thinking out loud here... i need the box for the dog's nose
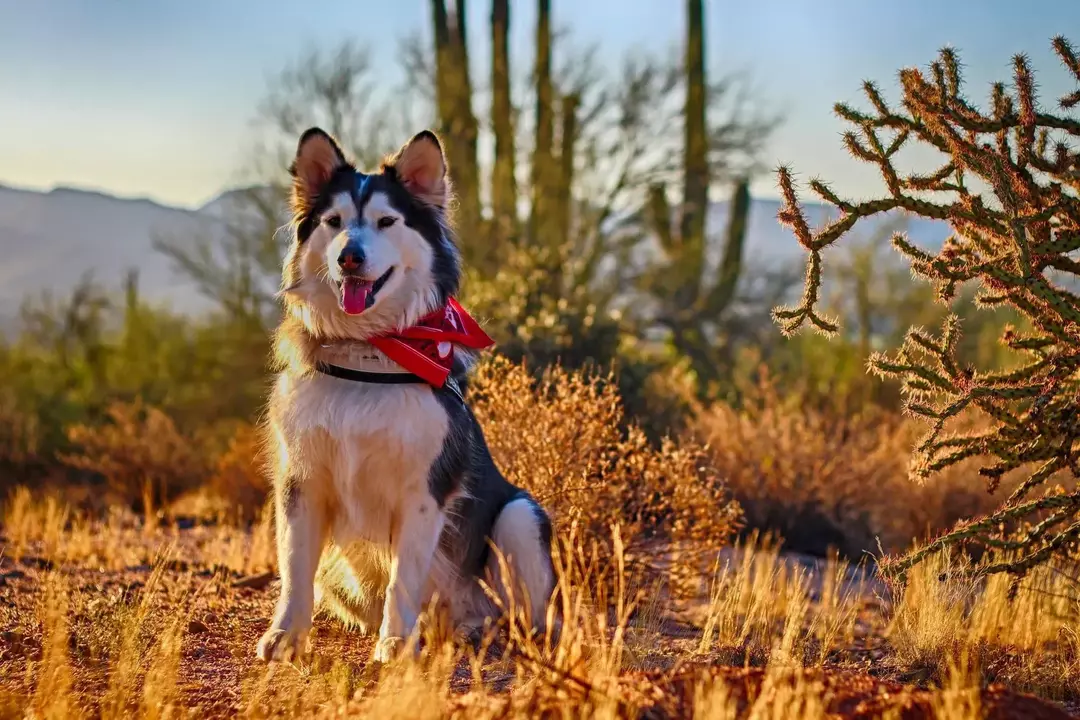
[338,247,365,271]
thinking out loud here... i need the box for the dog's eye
[377,216,397,230]
[324,215,342,229]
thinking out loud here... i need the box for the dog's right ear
[289,128,347,216]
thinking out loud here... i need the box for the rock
[232,572,275,590]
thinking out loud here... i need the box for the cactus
[643,0,750,389]
[646,177,751,388]
[774,38,1080,581]
[527,0,556,248]
[556,93,580,250]
[681,0,708,272]
[489,0,518,245]
[430,1,481,260]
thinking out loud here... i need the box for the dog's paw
[256,625,311,663]
[372,635,407,664]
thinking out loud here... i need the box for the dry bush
[204,421,269,522]
[470,355,742,561]
[63,400,207,523]
[692,377,1009,559]
[0,390,39,471]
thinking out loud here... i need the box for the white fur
[257,373,450,662]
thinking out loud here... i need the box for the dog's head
[279,128,460,339]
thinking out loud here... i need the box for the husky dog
[256,128,555,664]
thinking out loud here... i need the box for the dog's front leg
[257,478,327,663]
[374,496,445,662]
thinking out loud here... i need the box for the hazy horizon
[3,0,1078,209]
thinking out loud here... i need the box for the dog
[255,127,555,664]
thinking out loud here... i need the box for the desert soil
[0,526,1077,719]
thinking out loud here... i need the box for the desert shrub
[774,38,1080,579]
[469,355,742,562]
[0,387,41,476]
[204,421,269,522]
[462,246,694,440]
[692,377,1006,559]
[0,275,270,480]
[62,400,208,523]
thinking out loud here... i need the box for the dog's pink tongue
[340,277,372,315]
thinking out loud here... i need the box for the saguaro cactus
[489,0,518,245]
[774,38,1080,581]
[555,92,580,250]
[527,0,556,248]
[430,1,481,256]
[646,179,751,386]
[643,0,750,388]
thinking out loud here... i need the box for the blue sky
[1,1,1077,209]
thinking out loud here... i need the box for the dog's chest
[274,373,450,542]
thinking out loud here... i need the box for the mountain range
[0,182,955,330]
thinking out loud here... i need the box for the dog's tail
[488,492,556,632]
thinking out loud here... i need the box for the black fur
[429,363,552,579]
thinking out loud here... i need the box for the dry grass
[2,485,275,575]
[3,492,1078,718]
[696,534,866,668]
[887,551,1080,700]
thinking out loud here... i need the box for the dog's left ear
[388,131,448,208]
[290,127,347,216]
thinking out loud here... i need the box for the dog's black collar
[315,362,423,384]
[314,362,464,403]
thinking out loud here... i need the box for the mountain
[0,185,226,323]
[0,183,955,328]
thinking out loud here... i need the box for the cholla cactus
[773,37,1080,581]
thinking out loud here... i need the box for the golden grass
[887,550,1080,699]
[696,534,864,667]
[3,490,1077,718]
[2,485,275,574]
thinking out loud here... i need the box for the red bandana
[367,298,494,387]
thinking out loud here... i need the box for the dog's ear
[290,128,347,216]
[387,131,448,208]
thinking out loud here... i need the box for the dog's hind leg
[487,493,556,634]
[315,544,386,634]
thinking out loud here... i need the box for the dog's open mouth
[339,268,394,315]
